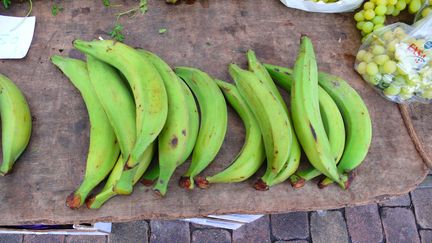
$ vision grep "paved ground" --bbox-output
[1,173,431,243]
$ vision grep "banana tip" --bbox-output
[66,193,81,209]
[317,178,330,189]
[153,189,164,198]
[290,178,306,189]
[141,179,156,187]
[179,176,192,189]
[195,176,209,189]
[344,173,355,190]
[253,179,269,191]
[85,195,95,209]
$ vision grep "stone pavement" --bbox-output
[1,174,431,243]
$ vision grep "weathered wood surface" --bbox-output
[403,104,432,167]
[0,0,428,225]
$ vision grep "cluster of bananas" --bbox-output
[51,36,371,209]
[0,74,31,176]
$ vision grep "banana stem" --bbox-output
[66,178,98,209]
[288,174,306,189]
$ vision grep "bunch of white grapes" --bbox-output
[354,0,430,41]
[355,26,432,102]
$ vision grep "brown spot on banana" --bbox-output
[310,123,317,141]
[170,136,178,148]
[182,129,187,136]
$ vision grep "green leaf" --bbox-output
[139,0,148,14]
[3,0,11,8]
[51,4,64,16]
[109,24,125,42]
[103,0,110,7]
[158,28,167,34]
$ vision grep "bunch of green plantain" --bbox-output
[51,35,372,210]
[0,74,32,176]
[263,36,373,190]
[194,35,373,191]
[52,39,227,209]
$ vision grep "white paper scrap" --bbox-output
[280,0,362,13]
[0,15,36,59]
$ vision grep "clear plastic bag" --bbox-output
[414,2,431,23]
[279,0,363,13]
[354,15,432,104]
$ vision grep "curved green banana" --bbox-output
[290,36,345,189]
[86,55,136,165]
[73,40,168,169]
[264,64,372,188]
[139,50,198,196]
[51,56,120,209]
[175,67,227,189]
[86,143,155,209]
[291,90,345,187]
[0,74,31,175]
[179,77,200,161]
[229,64,291,183]
[317,72,372,188]
[245,50,300,189]
[196,80,265,187]
[264,64,345,188]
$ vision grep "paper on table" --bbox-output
[182,214,263,230]
[0,15,36,59]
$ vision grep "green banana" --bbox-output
[51,56,120,209]
[73,40,168,169]
[245,50,300,190]
[179,76,200,163]
[264,64,345,188]
[0,74,31,175]
[317,72,372,188]
[229,64,292,183]
[139,50,199,196]
[264,64,372,189]
[175,67,227,189]
[86,143,155,209]
[290,36,345,189]
[86,55,136,166]
[86,55,138,194]
[195,80,265,187]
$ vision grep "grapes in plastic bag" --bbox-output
[414,1,431,22]
[354,15,432,103]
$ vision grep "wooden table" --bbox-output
[0,0,428,225]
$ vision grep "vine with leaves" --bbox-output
[2,0,149,42]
